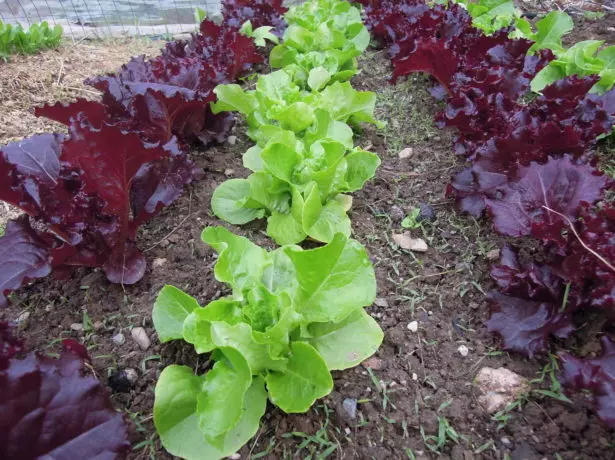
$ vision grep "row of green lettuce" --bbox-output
[150,1,384,459]
[1,20,62,60]
[210,0,382,246]
[446,0,614,94]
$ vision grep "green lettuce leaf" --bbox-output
[307,309,383,370]
[202,226,270,293]
[153,285,200,342]
[154,366,267,460]
[283,232,376,322]
[211,179,266,225]
[266,342,333,413]
[197,347,252,445]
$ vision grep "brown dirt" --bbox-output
[2,17,615,460]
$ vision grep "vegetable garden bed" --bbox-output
[1,1,614,459]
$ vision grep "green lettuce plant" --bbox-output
[269,0,370,90]
[239,20,280,47]
[211,70,380,245]
[531,40,615,93]
[452,3,614,95]
[454,0,521,35]
[152,226,383,460]
[0,20,62,60]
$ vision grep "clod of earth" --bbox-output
[475,367,529,414]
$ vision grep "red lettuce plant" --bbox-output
[0,322,130,459]
[0,1,287,307]
[359,0,615,427]
[560,337,615,427]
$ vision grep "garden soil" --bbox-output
[1,14,615,460]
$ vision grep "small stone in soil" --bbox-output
[417,203,436,222]
[458,345,469,357]
[227,135,237,145]
[412,373,418,381]
[70,323,84,332]
[131,327,151,351]
[476,367,529,414]
[389,205,405,222]
[108,368,138,393]
[393,232,428,252]
[374,297,388,308]
[16,311,30,328]
[152,258,167,269]
[362,356,383,370]
[224,168,235,176]
[112,333,126,345]
[407,321,418,332]
[486,249,501,261]
[342,398,357,419]
[398,147,413,159]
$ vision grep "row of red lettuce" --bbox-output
[357,0,615,428]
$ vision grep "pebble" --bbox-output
[362,356,383,370]
[374,297,389,308]
[392,232,428,252]
[70,323,84,332]
[16,311,30,328]
[501,437,512,447]
[458,345,469,357]
[398,147,414,159]
[407,321,418,333]
[224,168,235,176]
[412,372,418,381]
[131,327,151,351]
[45,304,54,312]
[486,249,501,261]
[112,333,126,345]
[152,258,167,269]
[228,454,241,460]
[476,367,529,414]
[227,135,237,145]
[93,321,103,331]
[342,398,357,419]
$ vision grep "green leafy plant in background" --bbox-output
[531,39,615,93]
[239,21,280,47]
[211,71,380,245]
[455,0,521,35]
[453,2,614,95]
[194,7,207,24]
[152,227,383,460]
[0,20,62,60]
[401,207,422,229]
[269,0,370,88]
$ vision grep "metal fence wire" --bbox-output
[0,0,224,39]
